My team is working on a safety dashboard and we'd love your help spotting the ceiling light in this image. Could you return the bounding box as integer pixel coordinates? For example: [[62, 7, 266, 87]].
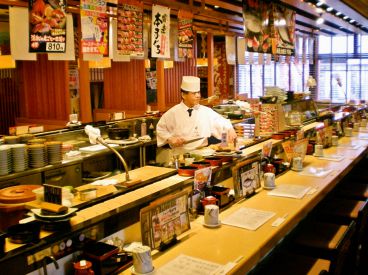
[[316, 17, 324, 25], [214, 5, 219, 9], [326, 7, 333, 12], [316, 2, 324, 7], [349, 19, 355, 23], [335, 11, 341, 16], [343, 15, 349, 20]]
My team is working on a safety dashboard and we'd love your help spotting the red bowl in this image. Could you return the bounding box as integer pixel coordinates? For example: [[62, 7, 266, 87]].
[[177, 166, 197, 177], [272, 133, 284, 140], [190, 161, 211, 169], [204, 157, 223, 167]]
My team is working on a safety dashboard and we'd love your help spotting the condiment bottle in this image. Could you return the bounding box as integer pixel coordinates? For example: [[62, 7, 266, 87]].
[[73, 260, 94, 275], [140, 119, 147, 136]]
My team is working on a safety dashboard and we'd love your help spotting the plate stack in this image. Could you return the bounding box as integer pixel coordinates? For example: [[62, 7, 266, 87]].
[[4, 136, 20, 144], [28, 138, 46, 145], [19, 134, 35, 144], [45, 141, 62, 165], [10, 144, 28, 173], [0, 145, 11, 176], [28, 144, 47, 168]]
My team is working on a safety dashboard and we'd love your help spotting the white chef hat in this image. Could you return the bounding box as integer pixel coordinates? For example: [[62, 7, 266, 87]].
[[181, 76, 200, 92]]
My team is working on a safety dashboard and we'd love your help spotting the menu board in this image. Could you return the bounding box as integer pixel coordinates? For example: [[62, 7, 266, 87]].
[[232, 156, 261, 198], [117, 0, 144, 57], [272, 3, 295, 56], [242, 0, 272, 54], [29, 0, 67, 53], [80, 0, 109, 56], [140, 191, 190, 250], [177, 9, 194, 58]]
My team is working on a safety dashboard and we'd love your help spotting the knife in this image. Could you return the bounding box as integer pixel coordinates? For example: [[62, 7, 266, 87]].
[[183, 137, 205, 144]]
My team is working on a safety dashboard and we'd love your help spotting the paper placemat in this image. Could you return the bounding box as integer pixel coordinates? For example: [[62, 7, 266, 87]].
[[222, 207, 275, 231], [338, 144, 360, 150], [298, 167, 332, 178], [267, 184, 311, 199], [358, 134, 368, 140]]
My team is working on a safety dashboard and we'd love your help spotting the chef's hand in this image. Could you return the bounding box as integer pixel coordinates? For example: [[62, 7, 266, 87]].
[[168, 136, 185, 147], [227, 128, 238, 143]]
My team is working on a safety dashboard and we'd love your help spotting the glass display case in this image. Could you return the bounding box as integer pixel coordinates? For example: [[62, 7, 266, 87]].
[[282, 99, 318, 127]]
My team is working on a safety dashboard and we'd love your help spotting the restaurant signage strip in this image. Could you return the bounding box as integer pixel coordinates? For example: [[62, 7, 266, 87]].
[[151, 5, 170, 59], [177, 9, 194, 59], [29, 0, 67, 53], [117, 0, 144, 57], [80, 0, 109, 56], [242, 0, 295, 56]]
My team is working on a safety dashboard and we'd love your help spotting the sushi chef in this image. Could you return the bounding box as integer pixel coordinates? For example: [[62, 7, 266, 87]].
[[156, 76, 237, 164]]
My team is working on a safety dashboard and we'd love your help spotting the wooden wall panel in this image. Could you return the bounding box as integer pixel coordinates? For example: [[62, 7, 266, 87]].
[[0, 70, 19, 135], [103, 60, 147, 112], [163, 58, 197, 110], [17, 55, 69, 120]]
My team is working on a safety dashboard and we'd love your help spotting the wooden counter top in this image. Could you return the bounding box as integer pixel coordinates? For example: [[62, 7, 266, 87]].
[[118, 135, 368, 274]]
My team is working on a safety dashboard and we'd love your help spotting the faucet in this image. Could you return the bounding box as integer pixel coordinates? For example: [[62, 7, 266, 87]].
[[42, 255, 59, 275]]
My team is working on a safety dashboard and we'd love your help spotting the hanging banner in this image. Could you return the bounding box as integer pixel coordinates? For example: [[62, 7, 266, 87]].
[[80, 0, 109, 56], [271, 3, 295, 56], [29, 0, 67, 53], [242, 0, 271, 54], [177, 9, 194, 58], [117, 0, 144, 57], [151, 5, 170, 58]]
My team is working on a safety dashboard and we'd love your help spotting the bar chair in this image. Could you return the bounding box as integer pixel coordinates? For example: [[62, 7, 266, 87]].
[[290, 220, 356, 275], [316, 198, 368, 274], [252, 251, 330, 275]]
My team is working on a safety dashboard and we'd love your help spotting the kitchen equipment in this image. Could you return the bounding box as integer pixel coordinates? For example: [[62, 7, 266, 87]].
[[7, 221, 41, 244], [0, 184, 41, 231], [210, 186, 231, 207], [183, 137, 205, 144], [107, 127, 130, 140]]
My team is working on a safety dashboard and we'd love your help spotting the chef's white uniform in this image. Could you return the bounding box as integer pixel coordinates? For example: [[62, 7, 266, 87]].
[[156, 102, 233, 164]]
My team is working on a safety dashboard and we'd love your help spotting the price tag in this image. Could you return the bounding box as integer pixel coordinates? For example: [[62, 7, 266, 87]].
[[46, 42, 66, 52]]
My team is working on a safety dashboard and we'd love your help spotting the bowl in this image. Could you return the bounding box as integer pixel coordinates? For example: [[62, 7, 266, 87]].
[[177, 166, 197, 177], [204, 157, 223, 167]]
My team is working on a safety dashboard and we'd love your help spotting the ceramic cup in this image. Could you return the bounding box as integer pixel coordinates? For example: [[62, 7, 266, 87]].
[[353, 122, 360, 132], [132, 245, 154, 274], [292, 157, 303, 171], [314, 144, 324, 157], [345, 127, 353, 137], [332, 135, 339, 146], [204, 204, 220, 226], [264, 172, 276, 189]]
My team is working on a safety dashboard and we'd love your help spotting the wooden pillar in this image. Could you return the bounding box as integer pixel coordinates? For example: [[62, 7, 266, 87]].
[[156, 59, 166, 111], [207, 32, 214, 97], [78, 60, 93, 122]]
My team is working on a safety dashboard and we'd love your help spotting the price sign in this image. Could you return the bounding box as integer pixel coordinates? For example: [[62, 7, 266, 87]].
[[46, 42, 66, 52]]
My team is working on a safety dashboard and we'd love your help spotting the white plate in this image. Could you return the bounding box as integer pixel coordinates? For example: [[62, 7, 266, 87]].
[[131, 266, 155, 275], [202, 221, 221, 228], [31, 207, 78, 219]]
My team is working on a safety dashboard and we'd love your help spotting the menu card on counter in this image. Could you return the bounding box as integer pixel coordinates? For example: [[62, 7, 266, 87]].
[[140, 190, 190, 250], [158, 254, 225, 275], [267, 184, 311, 199], [298, 167, 332, 178], [222, 207, 275, 231]]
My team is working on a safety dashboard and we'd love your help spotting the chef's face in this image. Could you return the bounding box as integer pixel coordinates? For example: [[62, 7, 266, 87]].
[[182, 91, 201, 107]]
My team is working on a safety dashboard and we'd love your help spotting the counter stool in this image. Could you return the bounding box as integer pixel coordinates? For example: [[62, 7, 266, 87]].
[[335, 183, 368, 201], [316, 198, 368, 273], [290, 220, 356, 275], [253, 251, 330, 275]]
